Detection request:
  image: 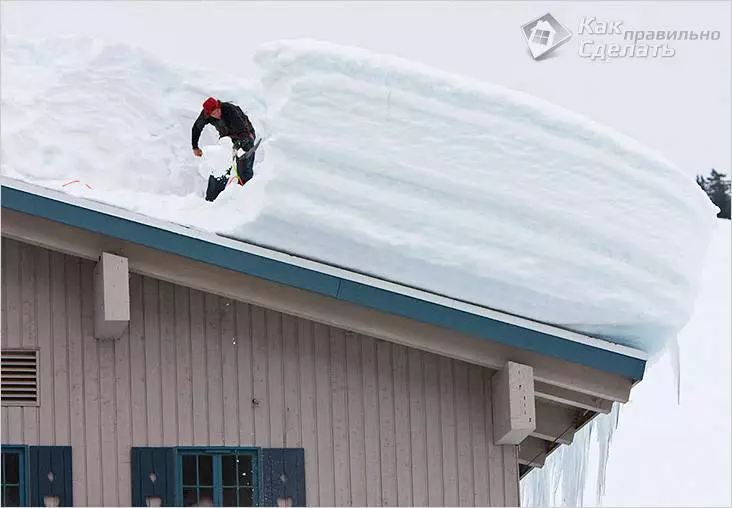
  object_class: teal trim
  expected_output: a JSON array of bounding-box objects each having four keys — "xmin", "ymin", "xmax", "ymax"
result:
[
  {"xmin": 1, "ymin": 184, "xmax": 646, "ymax": 381},
  {"xmin": 1, "ymin": 445, "xmax": 28, "ymax": 507},
  {"xmin": 212, "ymin": 454, "xmax": 221, "ymax": 506}
]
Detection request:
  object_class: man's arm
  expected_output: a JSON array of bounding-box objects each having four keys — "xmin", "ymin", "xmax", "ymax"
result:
[{"xmin": 191, "ymin": 111, "xmax": 209, "ymax": 150}]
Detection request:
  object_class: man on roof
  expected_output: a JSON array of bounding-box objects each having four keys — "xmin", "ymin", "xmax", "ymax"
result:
[{"xmin": 192, "ymin": 97, "xmax": 257, "ymax": 202}]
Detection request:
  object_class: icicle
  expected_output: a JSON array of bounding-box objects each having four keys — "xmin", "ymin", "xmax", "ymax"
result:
[
  {"xmin": 594, "ymin": 403, "xmax": 621, "ymax": 505},
  {"xmin": 520, "ymin": 466, "xmax": 551, "ymax": 507},
  {"xmin": 521, "ymin": 405, "xmax": 625, "ymax": 507},
  {"xmin": 560, "ymin": 422, "xmax": 592, "ymax": 506},
  {"xmin": 668, "ymin": 336, "xmax": 682, "ymax": 405}
]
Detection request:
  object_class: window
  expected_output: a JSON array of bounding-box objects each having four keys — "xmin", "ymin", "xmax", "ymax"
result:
[
  {"xmin": 177, "ymin": 449, "xmax": 258, "ymax": 507},
  {"xmin": 1, "ymin": 446, "xmax": 27, "ymax": 507},
  {"xmin": 532, "ymin": 29, "xmax": 551, "ymax": 45},
  {"xmin": 132, "ymin": 446, "xmax": 304, "ymax": 507}
]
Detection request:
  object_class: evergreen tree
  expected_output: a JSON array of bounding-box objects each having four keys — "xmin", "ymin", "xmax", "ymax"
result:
[
  {"xmin": 696, "ymin": 169, "xmax": 731, "ymax": 219},
  {"xmin": 696, "ymin": 174, "xmax": 707, "ymax": 191}
]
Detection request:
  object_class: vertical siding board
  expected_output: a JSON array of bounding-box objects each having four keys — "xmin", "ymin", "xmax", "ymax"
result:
[
  {"xmin": 81, "ymin": 260, "xmax": 102, "ymax": 506},
  {"xmin": 423, "ymin": 353, "xmax": 443, "ymax": 506},
  {"xmin": 220, "ymin": 298, "xmax": 238, "ymax": 446},
  {"xmin": 50, "ymin": 251, "xmax": 70, "ymax": 445},
  {"xmin": 346, "ymin": 332, "xmax": 366, "ymax": 506},
  {"xmin": 282, "ymin": 314, "xmax": 302, "ymax": 447},
  {"xmin": 408, "ymin": 349, "xmax": 428, "ymax": 506},
  {"xmin": 251, "ymin": 305, "xmax": 269, "ymax": 446},
  {"xmin": 5, "ymin": 239, "xmax": 20, "ymax": 349},
  {"xmin": 392, "ymin": 344, "xmax": 412, "ymax": 507},
  {"xmin": 235, "ymin": 302, "xmax": 254, "ymax": 445},
  {"xmin": 1, "ymin": 245, "xmax": 6, "ymax": 441},
  {"xmin": 1, "ymin": 238, "xmax": 7, "ymax": 346},
  {"xmin": 361, "ymin": 335, "xmax": 382, "ymax": 507},
  {"xmin": 174, "ymin": 285, "xmax": 193, "ymax": 445},
  {"xmin": 1, "ymin": 409, "xmax": 6, "ymax": 443},
  {"xmin": 99, "ymin": 338, "xmax": 118, "ymax": 506},
  {"xmin": 266, "ymin": 309, "xmax": 285, "ymax": 448},
  {"xmin": 143, "ymin": 277, "xmax": 163, "ymax": 446},
  {"xmin": 65, "ymin": 256, "xmax": 85, "ymax": 504},
  {"xmin": 129, "ymin": 274, "xmax": 148, "ymax": 446},
  {"xmin": 189, "ymin": 289, "xmax": 207, "ymax": 445},
  {"xmin": 469, "ymin": 365, "xmax": 489, "ymax": 506},
  {"xmin": 35, "ymin": 247, "xmax": 54, "ymax": 444},
  {"xmin": 330, "ymin": 328, "xmax": 350, "ymax": 506},
  {"xmin": 158, "ymin": 281, "xmax": 178, "ymax": 446},
  {"xmin": 5, "ymin": 240, "xmax": 23, "ymax": 443},
  {"xmin": 440, "ymin": 358, "xmax": 459, "ymax": 506},
  {"xmin": 204, "ymin": 293, "xmax": 223, "ymax": 444},
  {"xmin": 297, "ymin": 318, "xmax": 318, "ymax": 506},
  {"xmin": 1, "ymin": 240, "xmax": 8, "ymax": 442},
  {"xmin": 454, "ymin": 362, "xmax": 473, "ymax": 507},
  {"xmin": 19, "ymin": 242, "xmax": 37, "ymax": 348},
  {"xmin": 115, "ymin": 321, "xmax": 133, "ymax": 507},
  {"xmin": 20, "ymin": 243, "xmax": 39, "ymax": 445},
  {"xmin": 313, "ymin": 322, "xmax": 335, "ymax": 506},
  {"xmin": 503, "ymin": 445, "xmax": 519, "ymax": 506},
  {"xmin": 484, "ymin": 371, "xmax": 505, "ymax": 506},
  {"xmin": 377, "ymin": 340, "xmax": 397, "ymax": 507}
]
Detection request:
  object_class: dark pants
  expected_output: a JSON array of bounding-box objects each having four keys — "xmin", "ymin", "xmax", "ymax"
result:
[{"xmin": 205, "ymin": 137, "xmax": 255, "ymax": 202}]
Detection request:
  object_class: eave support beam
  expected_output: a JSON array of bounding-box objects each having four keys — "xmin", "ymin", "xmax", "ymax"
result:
[
  {"xmin": 492, "ymin": 361, "xmax": 536, "ymax": 445},
  {"xmin": 532, "ymin": 402, "xmax": 580, "ymax": 445},
  {"xmin": 518, "ymin": 436, "xmax": 550, "ymax": 468},
  {"xmin": 94, "ymin": 252, "xmax": 130, "ymax": 339},
  {"xmin": 535, "ymin": 381, "xmax": 614, "ymax": 413}
]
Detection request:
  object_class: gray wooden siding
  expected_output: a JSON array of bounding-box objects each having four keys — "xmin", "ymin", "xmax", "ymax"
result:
[{"xmin": 0, "ymin": 238, "xmax": 519, "ymax": 506}]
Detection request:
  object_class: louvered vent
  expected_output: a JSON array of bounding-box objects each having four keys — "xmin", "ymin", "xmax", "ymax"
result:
[{"xmin": 1, "ymin": 349, "xmax": 39, "ymax": 406}]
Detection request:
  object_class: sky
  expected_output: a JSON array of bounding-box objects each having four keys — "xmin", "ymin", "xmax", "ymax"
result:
[{"xmin": 1, "ymin": 0, "xmax": 730, "ymax": 180}]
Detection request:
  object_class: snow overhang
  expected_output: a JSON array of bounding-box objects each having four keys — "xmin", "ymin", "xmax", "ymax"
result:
[{"xmin": 1, "ymin": 177, "xmax": 647, "ymax": 382}]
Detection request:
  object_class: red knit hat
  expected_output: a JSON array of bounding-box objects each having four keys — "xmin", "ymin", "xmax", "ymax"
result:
[{"xmin": 202, "ymin": 97, "xmax": 219, "ymax": 115}]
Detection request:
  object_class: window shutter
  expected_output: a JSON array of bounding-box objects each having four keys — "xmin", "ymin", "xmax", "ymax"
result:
[
  {"xmin": 29, "ymin": 446, "xmax": 73, "ymax": 507},
  {"xmin": 261, "ymin": 448, "xmax": 306, "ymax": 507},
  {"xmin": 130, "ymin": 447, "xmax": 175, "ymax": 507}
]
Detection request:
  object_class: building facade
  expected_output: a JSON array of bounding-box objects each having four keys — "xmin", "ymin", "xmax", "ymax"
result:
[{"xmin": 0, "ymin": 178, "xmax": 647, "ymax": 507}]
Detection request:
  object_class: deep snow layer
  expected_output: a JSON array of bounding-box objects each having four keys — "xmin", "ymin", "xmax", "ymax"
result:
[{"xmin": 0, "ymin": 36, "xmax": 719, "ymax": 354}]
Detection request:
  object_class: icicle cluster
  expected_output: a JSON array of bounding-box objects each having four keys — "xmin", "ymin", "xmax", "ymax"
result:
[{"xmin": 520, "ymin": 403, "xmax": 622, "ymax": 507}]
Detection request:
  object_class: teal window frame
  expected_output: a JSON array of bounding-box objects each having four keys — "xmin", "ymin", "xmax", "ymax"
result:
[
  {"xmin": 174, "ymin": 447, "xmax": 260, "ymax": 507},
  {"xmin": 1, "ymin": 445, "xmax": 28, "ymax": 507}
]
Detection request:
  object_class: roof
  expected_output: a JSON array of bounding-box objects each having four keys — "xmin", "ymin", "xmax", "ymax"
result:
[{"xmin": 1, "ymin": 177, "xmax": 647, "ymax": 381}]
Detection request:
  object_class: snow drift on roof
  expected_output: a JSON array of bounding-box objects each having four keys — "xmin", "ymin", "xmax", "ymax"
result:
[{"xmin": 0, "ymin": 36, "xmax": 718, "ymax": 355}]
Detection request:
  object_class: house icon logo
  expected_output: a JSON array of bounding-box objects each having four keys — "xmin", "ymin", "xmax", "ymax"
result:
[{"xmin": 521, "ymin": 13, "xmax": 572, "ymax": 60}]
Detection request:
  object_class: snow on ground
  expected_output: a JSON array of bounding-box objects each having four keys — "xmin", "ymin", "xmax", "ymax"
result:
[
  {"xmin": 522, "ymin": 220, "xmax": 731, "ymax": 507},
  {"xmin": 0, "ymin": 35, "xmax": 719, "ymax": 355}
]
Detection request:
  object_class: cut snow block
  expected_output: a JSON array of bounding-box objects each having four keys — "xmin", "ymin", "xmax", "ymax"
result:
[
  {"xmin": 94, "ymin": 252, "xmax": 130, "ymax": 339},
  {"xmin": 492, "ymin": 361, "xmax": 536, "ymax": 445}
]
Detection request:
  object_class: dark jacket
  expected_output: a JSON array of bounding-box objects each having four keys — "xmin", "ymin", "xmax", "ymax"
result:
[{"xmin": 191, "ymin": 101, "xmax": 256, "ymax": 150}]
